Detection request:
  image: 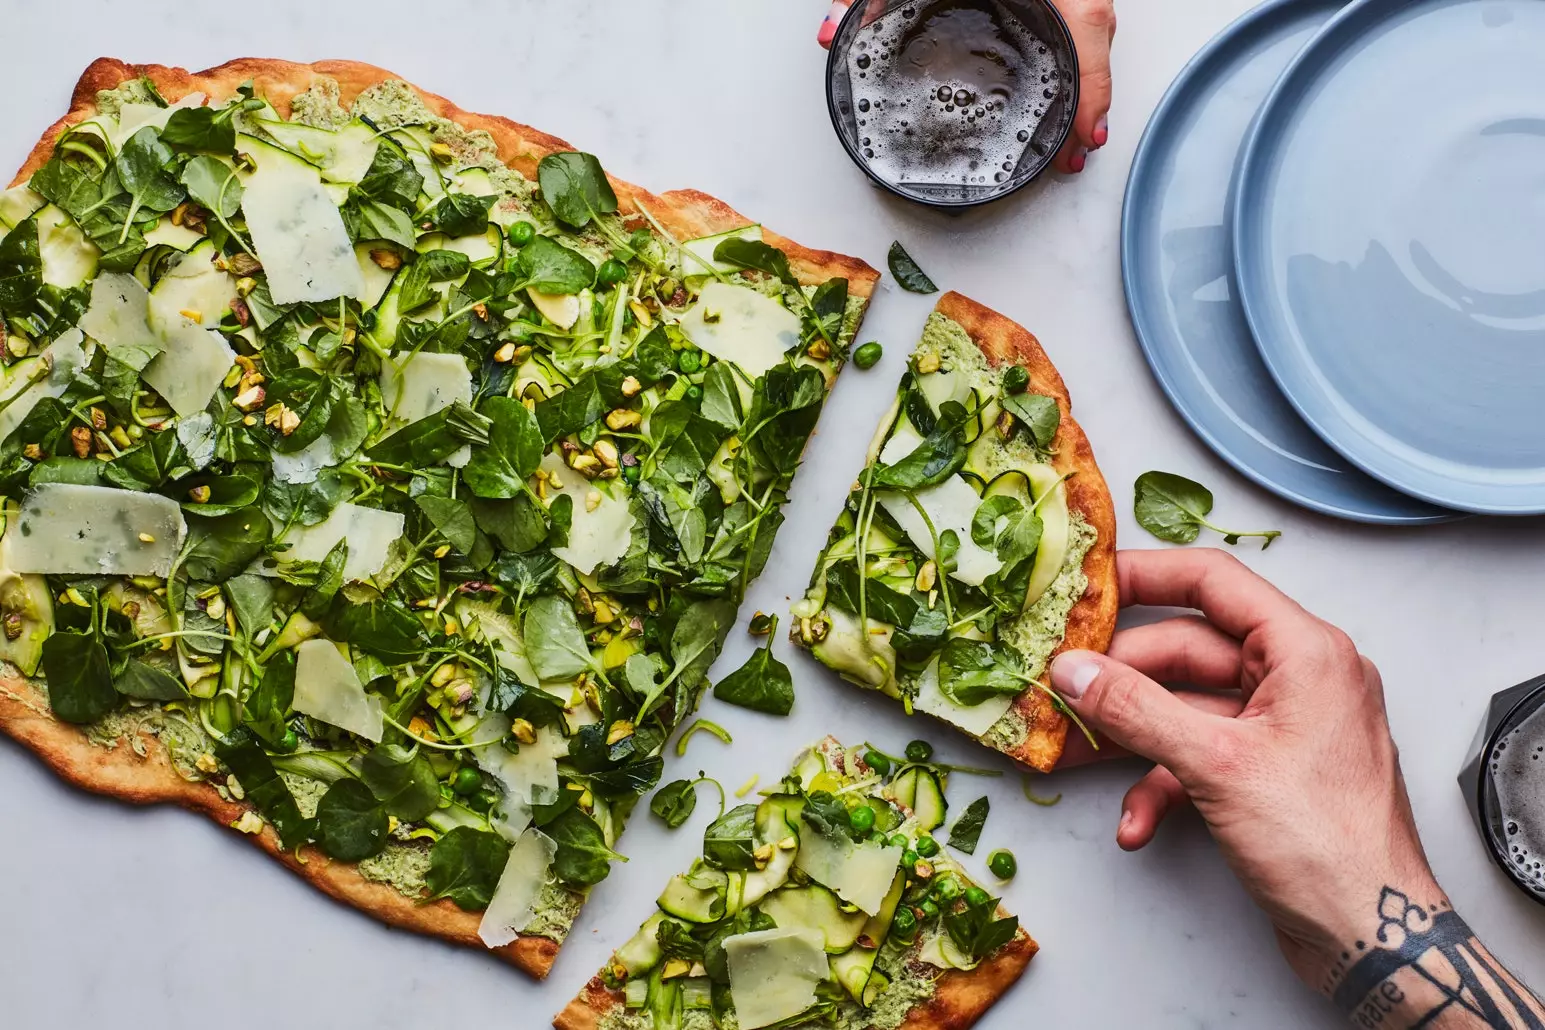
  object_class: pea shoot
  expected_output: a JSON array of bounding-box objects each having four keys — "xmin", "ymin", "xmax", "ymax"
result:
[{"xmin": 987, "ymin": 849, "xmax": 1018, "ymax": 880}]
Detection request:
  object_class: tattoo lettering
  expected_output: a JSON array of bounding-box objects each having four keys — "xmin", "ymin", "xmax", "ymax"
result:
[{"xmin": 1329, "ymin": 887, "xmax": 1545, "ymax": 1029}]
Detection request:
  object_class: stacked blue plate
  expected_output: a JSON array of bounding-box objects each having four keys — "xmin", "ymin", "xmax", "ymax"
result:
[{"xmin": 1123, "ymin": 0, "xmax": 1545, "ymax": 519}]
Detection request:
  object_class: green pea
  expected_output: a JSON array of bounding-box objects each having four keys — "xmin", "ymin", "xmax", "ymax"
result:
[
  {"xmin": 932, "ymin": 875, "xmax": 962, "ymax": 901},
  {"xmin": 677, "ymin": 349, "xmax": 702, "ymax": 374},
  {"xmin": 685, "ymin": 384, "xmax": 703, "ymax": 403},
  {"xmin": 919, "ymin": 899, "xmax": 940, "ymax": 920},
  {"xmin": 1002, "ymin": 364, "xmax": 1029, "ymax": 393},
  {"xmin": 987, "ymin": 849, "xmax": 1018, "ymax": 880},
  {"xmin": 597, "ymin": 258, "xmax": 628, "ymax": 287},
  {"xmin": 621, "ymin": 463, "xmax": 641, "ymax": 485},
  {"xmin": 901, "ymin": 849, "xmax": 919, "ymax": 870},
  {"xmin": 891, "ymin": 908, "xmax": 917, "ymax": 935},
  {"xmin": 863, "ymin": 749, "xmax": 891, "ymax": 776},
  {"xmin": 915, "ymin": 834, "xmax": 939, "ymax": 858},
  {"xmin": 452, "ymin": 767, "xmax": 483, "ymax": 796},
  {"xmin": 887, "ymin": 833, "xmax": 910, "ymax": 850},
  {"xmin": 276, "ymin": 728, "xmax": 299, "ymax": 753},
  {"xmin": 848, "ymin": 805, "xmax": 876, "ymax": 834},
  {"xmin": 853, "ymin": 341, "xmax": 883, "ymax": 369},
  {"xmin": 468, "ymin": 788, "xmax": 499, "ymax": 813},
  {"xmin": 964, "ymin": 886, "xmax": 991, "ymax": 909},
  {"xmin": 904, "ymin": 739, "xmax": 933, "ymax": 763},
  {"xmin": 507, "ymin": 221, "xmax": 535, "ymax": 247}
]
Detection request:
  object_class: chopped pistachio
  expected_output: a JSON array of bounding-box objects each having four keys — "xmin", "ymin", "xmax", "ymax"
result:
[
  {"xmin": 915, "ymin": 561, "xmax": 938, "ymax": 593},
  {"xmin": 511, "ymin": 718, "xmax": 537, "ymax": 745},
  {"xmin": 606, "ymin": 720, "xmax": 634, "ymax": 746},
  {"xmin": 605, "ymin": 408, "xmax": 641, "ymax": 431}
]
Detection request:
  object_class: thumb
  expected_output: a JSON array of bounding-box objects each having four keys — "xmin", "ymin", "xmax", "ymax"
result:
[{"xmin": 1050, "ymin": 649, "xmax": 1217, "ymax": 777}]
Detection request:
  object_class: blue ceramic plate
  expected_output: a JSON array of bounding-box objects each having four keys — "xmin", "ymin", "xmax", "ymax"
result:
[
  {"xmin": 1234, "ymin": 0, "xmax": 1545, "ymax": 515},
  {"xmin": 1122, "ymin": 0, "xmax": 1451, "ymax": 523}
]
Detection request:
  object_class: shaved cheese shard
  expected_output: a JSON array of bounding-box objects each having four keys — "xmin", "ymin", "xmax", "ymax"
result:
[
  {"xmin": 266, "ymin": 502, "xmax": 404, "ymax": 582},
  {"xmin": 354, "ymin": 243, "xmax": 397, "ymax": 307},
  {"xmin": 473, "ymin": 715, "xmax": 566, "ymax": 811},
  {"xmin": 913, "ymin": 656, "xmax": 1015, "ymax": 737},
  {"xmin": 7, "ymin": 484, "xmax": 184, "ymax": 577},
  {"xmin": 148, "ymin": 247, "xmax": 236, "ymax": 325},
  {"xmin": 724, "ymin": 928, "xmax": 830, "ymax": 1030},
  {"xmin": 478, "ymin": 828, "xmax": 558, "ymax": 948},
  {"xmin": 269, "ymin": 433, "xmax": 339, "ymax": 485},
  {"xmin": 527, "ymin": 288, "xmax": 580, "ymax": 330},
  {"xmin": 143, "ymin": 218, "xmax": 204, "ymax": 251},
  {"xmin": 140, "ymin": 300, "xmax": 235, "ymax": 417},
  {"xmin": 539, "ymin": 453, "xmax": 635, "ymax": 575},
  {"xmin": 243, "ymin": 163, "xmax": 365, "ymax": 304},
  {"xmin": 678, "ymin": 281, "xmax": 800, "ymax": 379},
  {"xmin": 0, "ymin": 329, "xmax": 89, "ymax": 444},
  {"xmin": 793, "ymin": 825, "xmax": 905, "ymax": 916},
  {"xmin": 293, "ymin": 639, "xmax": 383, "ymax": 742},
  {"xmin": 877, "ymin": 426, "xmax": 1001, "ymax": 586},
  {"xmin": 111, "ymin": 93, "xmax": 206, "ymax": 146},
  {"xmin": 80, "ymin": 272, "xmax": 162, "ymax": 358},
  {"xmin": 379, "ymin": 351, "xmax": 473, "ymax": 423}
]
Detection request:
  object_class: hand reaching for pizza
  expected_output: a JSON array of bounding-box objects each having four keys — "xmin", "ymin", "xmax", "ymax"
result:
[
  {"xmin": 1049, "ymin": 550, "xmax": 1545, "ymax": 1025},
  {"xmin": 817, "ymin": 0, "xmax": 1116, "ymax": 174}
]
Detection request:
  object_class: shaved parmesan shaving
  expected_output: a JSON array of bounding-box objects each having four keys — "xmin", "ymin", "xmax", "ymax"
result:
[
  {"xmin": 540, "ymin": 454, "xmax": 634, "ymax": 575},
  {"xmin": 79, "ymin": 273, "xmax": 161, "ymax": 357},
  {"xmin": 793, "ymin": 825, "xmax": 905, "ymax": 915},
  {"xmin": 0, "ymin": 329, "xmax": 88, "ymax": 444},
  {"xmin": 148, "ymin": 248, "xmax": 236, "ymax": 325},
  {"xmin": 527, "ymin": 288, "xmax": 580, "ymax": 330},
  {"xmin": 877, "ymin": 426, "xmax": 1001, "ymax": 586},
  {"xmin": 7, "ymin": 483, "xmax": 185, "ymax": 577},
  {"xmin": 142, "ymin": 297, "xmax": 235, "ymax": 417},
  {"xmin": 478, "ymin": 828, "xmax": 557, "ymax": 948},
  {"xmin": 265, "ymin": 502, "xmax": 404, "ymax": 582},
  {"xmin": 724, "ymin": 928, "xmax": 830, "ymax": 1029},
  {"xmin": 913, "ymin": 656, "xmax": 1015, "ymax": 737},
  {"xmin": 473, "ymin": 715, "xmax": 567, "ymax": 810},
  {"xmin": 380, "ymin": 351, "xmax": 472, "ymax": 423},
  {"xmin": 293, "ymin": 639, "xmax": 383, "ymax": 742},
  {"xmin": 678, "ymin": 281, "xmax": 800, "ymax": 379},
  {"xmin": 269, "ymin": 433, "xmax": 340, "ymax": 485},
  {"xmin": 243, "ymin": 163, "xmax": 365, "ymax": 304}
]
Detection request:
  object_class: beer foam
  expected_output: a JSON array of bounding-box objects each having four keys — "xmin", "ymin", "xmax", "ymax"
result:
[{"xmin": 1490, "ymin": 701, "xmax": 1545, "ymax": 894}]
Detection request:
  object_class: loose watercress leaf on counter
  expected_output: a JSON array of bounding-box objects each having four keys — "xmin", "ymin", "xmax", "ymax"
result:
[
  {"xmin": 948, "ymin": 796, "xmax": 990, "ymax": 855},
  {"xmin": 315, "ymin": 778, "xmax": 390, "ymax": 862},
  {"xmin": 1133, "ymin": 470, "xmax": 1281, "ymax": 550},
  {"xmin": 651, "ymin": 778, "xmax": 699, "ymax": 829},
  {"xmin": 887, "ymin": 241, "xmax": 938, "ymax": 294},
  {"xmin": 426, "ymin": 826, "xmax": 510, "ymax": 910},
  {"xmin": 712, "ymin": 637, "xmax": 794, "ymax": 717}
]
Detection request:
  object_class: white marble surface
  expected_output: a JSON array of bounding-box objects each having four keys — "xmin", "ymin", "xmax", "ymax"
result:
[{"xmin": 2, "ymin": 2, "xmax": 1543, "ymax": 1027}]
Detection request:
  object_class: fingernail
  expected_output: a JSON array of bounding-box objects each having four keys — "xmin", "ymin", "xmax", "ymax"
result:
[
  {"xmin": 1093, "ymin": 117, "xmax": 1108, "ymax": 149},
  {"xmin": 1118, "ymin": 809, "xmax": 1133, "ymax": 834},
  {"xmin": 1069, "ymin": 147, "xmax": 1089, "ymax": 173},
  {"xmin": 817, "ymin": 0, "xmax": 849, "ymax": 47},
  {"xmin": 1051, "ymin": 653, "xmax": 1100, "ymax": 700}
]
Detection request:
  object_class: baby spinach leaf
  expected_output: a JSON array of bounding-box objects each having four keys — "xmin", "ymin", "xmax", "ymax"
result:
[
  {"xmin": 650, "ymin": 778, "xmax": 699, "ymax": 829},
  {"xmin": 364, "ymin": 403, "xmax": 485, "ymax": 466},
  {"xmin": 325, "ymin": 600, "xmax": 426, "ymax": 663},
  {"xmin": 32, "ymin": 456, "xmax": 105, "ymax": 487},
  {"xmin": 473, "ymin": 494, "xmax": 551, "ymax": 553},
  {"xmin": 181, "ymin": 507, "xmax": 272, "ymax": 582},
  {"xmin": 870, "ymin": 404, "xmax": 968, "ymax": 490},
  {"xmin": 315, "ymin": 778, "xmax": 390, "ymax": 862},
  {"xmin": 1134, "ymin": 470, "xmax": 1282, "ymax": 549},
  {"xmin": 298, "ymin": 539, "xmax": 348, "ymax": 619},
  {"xmin": 699, "ymin": 362, "xmax": 742, "ymax": 430},
  {"xmin": 589, "ymin": 754, "xmax": 664, "ymax": 799},
  {"xmin": 936, "ymin": 638, "xmax": 1029, "ymax": 707},
  {"xmin": 887, "ymin": 241, "xmax": 938, "ymax": 294},
  {"xmin": 426, "ymin": 826, "xmax": 511, "ymax": 910},
  {"xmin": 712, "ymin": 638, "xmax": 794, "ymax": 716},
  {"xmin": 354, "ymin": 137, "xmax": 423, "ymax": 210},
  {"xmin": 523, "ymin": 595, "xmax": 592, "ymax": 680},
  {"xmin": 396, "ymin": 249, "xmax": 469, "ymax": 313},
  {"xmin": 161, "ymin": 106, "xmax": 236, "ymax": 154},
  {"xmin": 702, "ymin": 803, "xmax": 759, "ymax": 871},
  {"xmin": 215, "ymin": 728, "xmax": 316, "ymax": 849},
  {"xmin": 40, "ymin": 631, "xmax": 116, "ymax": 724},
  {"xmin": 342, "ymin": 197, "xmax": 416, "ymax": 248},
  {"xmin": 972, "ymin": 495, "xmax": 1022, "ymax": 547},
  {"xmin": 547, "ymin": 806, "xmax": 623, "ymax": 886},
  {"xmin": 114, "ymin": 659, "xmax": 188, "ymax": 701},
  {"xmin": 537, "ymin": 152, "xmax": 618, "ymax": 230},
  {"xmin": 944, "ymin": 898, "xmax": 1019, "ymax": 961},
  {"xmin": 464, "ymin": 396, "xmax": 543, "ymax": 498},
  {"xmin": 667, "ymin": 599, "xmax": 736, "ymax": 691},
  {"xmin": 429, "ymin": 192, "xmax": 494, "ymax": 237},
  {"xmin": 805, "ymin": 277, "xmax": 849, "ymax": 349},
  {"xmin": 712, "ymin": 237, "xmax": 793, "ymax": 285},
  {"xmin": 1000, "ymin": 391, "xmax": 1060, "ymax": 449},
  {"xmin": 514, "ymin": 234, "xmax": 596, "ymax": 294},
  {"xmin": 225, "ymin": 574, "xmax": 276, "ymax": 637},
  {"xmin": 115, "ymin": 127, "xmax": 185, "ymax": 232},
  {"xmin": 947, "ymin": 796, "xmax": 990, "ymax": 855},
  {"xmin": 824, "ymin": 563, "xmax": 919, "ymax": 628},
  {"xmin": 244, "ymin": 649, "xmax": 295, "ymax": 748},
  {"xmin": 650, "ymin": 401, "xmax": 727, "ymax": 480},
  {"xmin": 179, "ymin": 462, "xmax": 265, "ymax": 517},
  {"xmin": 414, "ymin": 494, "xmax": 477, "ymax": 554},
  {"xmin": 0, "ymin": 214, "xmax": 41, "ymax": 315},
  {"xmin": 262, "ymin": 468, "xmax": 351, "ymax": 527}
]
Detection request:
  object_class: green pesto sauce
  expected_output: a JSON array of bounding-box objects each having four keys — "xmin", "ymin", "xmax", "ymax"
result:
[
  {"xmin": 85, "ymin": 703, "xmax": 213, "ymax": 781},
  {"xmin": 279, "ymin": 772, "xmax": 329, "ymax": 819},
  {"xmin": 93, "ymin": 80, "xmax": 158, "ymax": 119},
  {"xmin": 521, "ymin": 881, "xmax": 584, "ymax": 941},
  {"xmin": 358, "ymin": 842, "xmax": 432, "ymax": 898},
  {"xmin": 288, "ymin": 79, "xmax": 351, "ymax": 129},
  {"xmin": 916, "ymin": 311, "xmax": 1047, "ymax": 471},
  {"xmin": 834, "ymin": 972, "xmax": 938, "ymax": 1030}
]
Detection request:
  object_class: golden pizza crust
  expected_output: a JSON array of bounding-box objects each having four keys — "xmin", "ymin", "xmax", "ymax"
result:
[
  {"xmin": 932, "ymin": 292, "xmax": 1118, "ymax": 773},
  {"xmin": 1, "ymin": 56, "xmax": 880, "ymax": 981},
  {"xmin": 552, "ymin": 931, "xmax": 1039, "ymax": 1030}
]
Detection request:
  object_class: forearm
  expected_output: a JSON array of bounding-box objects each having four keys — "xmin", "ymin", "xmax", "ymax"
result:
[{"xmin": 1327, "ymin": 884, "xmax": 1545, "ymax": 1028}]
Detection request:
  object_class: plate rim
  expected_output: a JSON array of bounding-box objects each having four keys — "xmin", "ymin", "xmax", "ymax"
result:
[
  {"xmin": 1231, "ymin": 0, "xmax": 1544, "ymax": 515},
  {"xmin": 1120, "ymin": 0, "xmax": 1458, "ymax": 525}
]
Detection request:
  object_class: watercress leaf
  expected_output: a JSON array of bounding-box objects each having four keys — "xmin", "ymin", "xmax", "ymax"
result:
[
  {"xmin": 971, "ymin": 495, "xmax": 1023, "ymax": 548},
  {"xmin": 261, "ymin": 468, "xmax": 351, "ymax": 528},
  {"xmin": 523, "ymin": 594, "xmax": 593, "ymax": 680},
  {"xmin": 354, "ymin": 136, "xmax": 423, "ymax": 210},
  {"xmin": 315, "ymin": 778, "xmax": 390, "ymax": 861},
  {"xmin": 115, "ymin": 127, "xmax": 185, "ymax": 226},
  {"xmin": 325, "ymin": 599, "xmax": 427, "ymax": 663},
  {"xmin": 870, "ymin": 411, "xmax": 967, "ymax": 490},
  {"xmin": 712, "ymin": 640, "xmax": 794, "ymax": 716},
  {"xmin": 1000, "ymin": 391, "xmax": 1060, "ymax": 449},
  {"xmin": 805, "ymin": 277, "xmax": 849, "ymax": 347},
  {"xmin": 537, "ymin": 152, "xmax": 618, "ymax": 230},
  {"xmin": 161, "ymin": 106, "xmax": 235, "ymax": 154},
  {"xmin": 887, "ymin": 241, "xmax": 938, "ymax": 293},
  {"xmin": 244, "ymin": 648, "xmax": 295, "ymax": 747},
  {"xmin": 996, "ymin": 508, "xmax": 1042, "ymax": 568},
  {"xmin": 947, "ymin": 796, "xmax": 990, "ymax": 855},
  {"xmin": 397, "ymin": 248, "xmax": 469, "ymax": 313},
  {"xmin": 699, "ymin": 361, "xmax": 742, "ymax": 430},
  {"xmin": 214, "ymin": 727, "xmax": 316, "ymax": 849},
  {"xmin": 429, "ymin": 192, "xmax": 494, "ymax": 237},
  {"xmin": 413, "ymin": 494, "xmax": 477, "ymax": 553},
  {"xmin": 515, "ymin": 234, "xmax": 596, "ymax": 294},
  {"xmin": 114, "ymin": 659, "xmax": 188, "ymax": 701},
  {"xmin": 489, "ymin": 550, "xmax": 559, "ymax": 595},
  {"xmin": 712, "ymin": 238, "xmax": 793, "ymax": 285},
  {"xmin": 40, "ymin": 631, "xmax": 116, "ymax": 724},
  {"xmin": 0, "ymin": 214, "xmax": 41, "ymax": 315},
  {"xmin": 937, "ymin": 638, "xmax": 1028, "ymax": 707},
  {"xmin": 589, "ymin": 755, "xmax": 664, "ymax": 799},
  {"xmin": 1132, "ymin": 470, "xmax": 1211, "ymax": 545},
  {"xmin": 650, "ymin": 778, "xmax": 698, "ymax": 829},
  {"xmin": 426, "ymin": 826, "xmax": 511, "ymax": 910},
  {"xmin": 487, "ymin": 662, "xmax": 566, "ymax": 729},
  {"xmin": 702, "ymin": 803, "xmax": 759, "ymax": 871},
  {"xmin": 802, "ymin": 790, "xmax": 860, "ymax": 841},
  {"xmin": 823, "ymin": 563, "xmax": 919, "ymax": 628},
  {"xmin": 547, "ymin": 806, "xmax": 623, "ymax": 886},
  {"xmin": 891, "ymin": 603, "xmax": 950, "ymax": 662},
  {"xmin": 668, "ymin": 598, "xmax": 737, "ymax": 694},
  {"xmin": 464, "ymin": 396, "xmax": 543, "ymax": 498},
  {"xmin": 182, "ymin": 507, "xmax": 272, "ymax": 582},
  {"xmin": 342, "ymin": 197, "xmax": 416, "ymax": 248},
  {"xmin": 650, "ymin": 401, "xmax": 727, "ymax": 481}
]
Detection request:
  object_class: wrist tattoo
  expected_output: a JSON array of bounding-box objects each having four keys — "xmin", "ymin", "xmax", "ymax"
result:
[{"xmin": 1328, "ymin": 886, "xmax": 1545, "ymax": 1028}]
